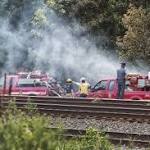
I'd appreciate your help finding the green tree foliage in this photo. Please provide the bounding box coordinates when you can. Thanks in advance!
[45,0,128,35]
[0,0,150,66]
[44,0,129,49]
[117,6,150,64]
[47,0,149,50]
[32,8,48,28]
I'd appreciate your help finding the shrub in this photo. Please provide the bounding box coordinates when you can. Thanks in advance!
[0,103,113,150]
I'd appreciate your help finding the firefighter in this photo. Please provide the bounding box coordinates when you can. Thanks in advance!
[78,77,90,97]
[65,78,74,97]
[117,62,126,99]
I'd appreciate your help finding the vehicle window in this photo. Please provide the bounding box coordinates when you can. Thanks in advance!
[94,80,107,90]
[17,79,45,88]
[138,79,145,88]
[109,80,115,91]
[17,79,35,87]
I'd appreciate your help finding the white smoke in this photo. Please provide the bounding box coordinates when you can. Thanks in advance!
[30,9,120,82]
[0,1,147,83]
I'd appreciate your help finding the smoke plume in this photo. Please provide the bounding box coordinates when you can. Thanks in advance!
[0,1,147,84]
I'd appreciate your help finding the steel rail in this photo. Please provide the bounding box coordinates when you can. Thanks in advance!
[1,101,150,114]
[2,98,150,109]
[1,95,150,122]
[1,103,150,122]
[50,128,150,147]
[1,95,150,104]
[1,95,150,108]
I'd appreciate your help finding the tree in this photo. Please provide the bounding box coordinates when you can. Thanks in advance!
[116,6,150,64]
[32,8,48,28]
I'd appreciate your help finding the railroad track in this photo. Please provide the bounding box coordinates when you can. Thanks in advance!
[1,95,150,147]
[58,128,150,148]
[1,95,150,107]
[0,95,150,122]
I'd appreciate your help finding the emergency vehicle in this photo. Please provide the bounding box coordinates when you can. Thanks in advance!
[0,74,61,96]
[88,73,150,100]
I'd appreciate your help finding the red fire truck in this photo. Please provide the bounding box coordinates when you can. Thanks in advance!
[88,73,150,100]
[0,74,61,96]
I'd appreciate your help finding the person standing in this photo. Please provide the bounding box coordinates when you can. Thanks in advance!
[117,62,126,99]
[78,77,90,97]
[65,78,74,97]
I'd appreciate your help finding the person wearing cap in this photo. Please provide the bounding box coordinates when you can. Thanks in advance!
[117,62,127,99]
[65,78,74,97]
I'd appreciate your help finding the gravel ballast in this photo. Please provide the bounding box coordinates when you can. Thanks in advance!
[49,116,150,149]
[50,116,150,135]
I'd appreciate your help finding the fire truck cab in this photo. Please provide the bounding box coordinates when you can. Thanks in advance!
[88,73,150,100]
[0,75,55,96]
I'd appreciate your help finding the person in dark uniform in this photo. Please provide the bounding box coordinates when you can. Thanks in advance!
[65,79,74,97]
[117,62,126,99]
